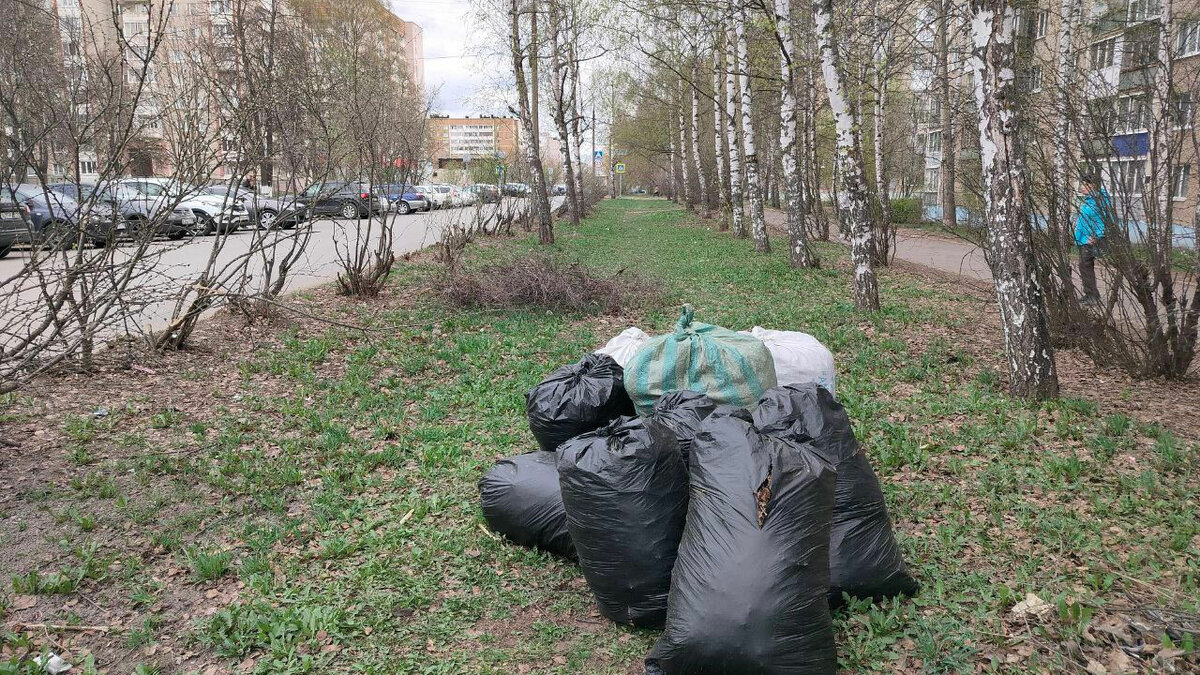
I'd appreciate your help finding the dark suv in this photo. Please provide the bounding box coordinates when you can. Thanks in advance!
[296,180,383,219]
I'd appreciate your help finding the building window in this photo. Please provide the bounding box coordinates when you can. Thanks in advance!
[924,167,941,194]
[1172,164,1190,199]
[211,0,231,13]
[1175,92,1194,128]
[1090,38,1117,69]
[79,159,97,174]
[926,131,942,154]
[1116,95,1149,132]
[1111,159,1146,195]
[1035,10,1048,38]
[1178,21,1200,56]
[1029,65,1043,92]
[1128,0,1155,22]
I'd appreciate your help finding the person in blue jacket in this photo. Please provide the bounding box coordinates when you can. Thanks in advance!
[1075,173,1110,306]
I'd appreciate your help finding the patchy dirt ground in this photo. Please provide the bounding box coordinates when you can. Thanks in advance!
[1,200,1197,674]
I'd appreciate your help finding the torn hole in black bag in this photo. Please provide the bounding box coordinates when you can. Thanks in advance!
[755,467,772,528]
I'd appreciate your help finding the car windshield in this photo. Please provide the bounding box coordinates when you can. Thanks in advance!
[436,186,452,193]
[135,182,165,197]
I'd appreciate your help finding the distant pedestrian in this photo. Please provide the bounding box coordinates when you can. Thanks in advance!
[1075,173,1110,306]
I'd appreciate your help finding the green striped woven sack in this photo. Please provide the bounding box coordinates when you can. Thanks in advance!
[624,305,778,415]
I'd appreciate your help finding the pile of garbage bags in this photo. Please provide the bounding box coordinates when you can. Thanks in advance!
[478,307,916,671]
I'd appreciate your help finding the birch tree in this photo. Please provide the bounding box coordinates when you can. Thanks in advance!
[815,0,879,310]
[969,0,1059,399]
[690,61,710,217]
[678,80,694,209]
[773,0,817,267]
[736,4,770,253]
[548,0,581,226]
[713,45,732,230]
[509,0,554,244]
[725,25,747,238]
[937,0,957,229]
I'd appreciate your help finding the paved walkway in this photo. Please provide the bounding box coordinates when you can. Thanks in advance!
[763,207,993,283]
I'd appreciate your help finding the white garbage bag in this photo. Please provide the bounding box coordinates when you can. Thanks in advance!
[738,327,837,396]
[595,327,650,368]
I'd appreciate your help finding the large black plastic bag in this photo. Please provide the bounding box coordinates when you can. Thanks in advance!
[478,451,574,559]
[646,390,717,467]
[645,407,837,675]
[557,416,688,629]
[753,383,919,603]
[526,353,635,453]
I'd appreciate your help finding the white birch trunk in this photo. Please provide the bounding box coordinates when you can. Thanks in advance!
[872,18,893,264]
[713,45,731,230]
[1151,0,1175,261]
[691,62,710,217]
[725,25,747,238]
[1048,0,1081,297]
[678,83,694,210]
[969,0,1059,398]
[737,5,769,252]
[815,0,878,309]
[775,0,816,267]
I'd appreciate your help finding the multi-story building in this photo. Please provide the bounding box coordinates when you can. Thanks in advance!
[909,0,1200,234]
[427,115,520,169]
[32,0,424,184]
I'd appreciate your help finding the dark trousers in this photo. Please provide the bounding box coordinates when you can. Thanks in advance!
[1079,242,1100,300]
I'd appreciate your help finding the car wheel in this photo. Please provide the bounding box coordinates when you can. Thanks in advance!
[340,201,360,219]
[396,201,411,215]
[259,209,278,229]
[195,211,216,235]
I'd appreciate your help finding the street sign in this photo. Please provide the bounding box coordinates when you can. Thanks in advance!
[614,163,626,174]
[594,150,604,160]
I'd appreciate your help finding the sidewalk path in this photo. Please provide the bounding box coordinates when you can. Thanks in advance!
[763,207,993,283]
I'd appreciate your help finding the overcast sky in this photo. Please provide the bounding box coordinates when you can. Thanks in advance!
[391,0,506,117]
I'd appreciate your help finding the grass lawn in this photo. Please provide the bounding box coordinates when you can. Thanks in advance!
[1,198,1197,674]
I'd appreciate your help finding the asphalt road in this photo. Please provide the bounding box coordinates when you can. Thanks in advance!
[0,197,558,341]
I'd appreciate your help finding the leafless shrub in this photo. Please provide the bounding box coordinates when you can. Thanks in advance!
[442,251,658,314]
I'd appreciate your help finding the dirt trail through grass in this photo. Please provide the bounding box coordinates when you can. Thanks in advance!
[1,198,1197,674]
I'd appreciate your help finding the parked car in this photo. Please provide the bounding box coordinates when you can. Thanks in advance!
[502,182,530,197]
[376,184,429,215]
[471,184,502,204]
[118,178,249,234]
[296,180,384,219]
[1,184,113,250]
[0,196,24,258]
[455,185,477,207]
[200,184,307,229]
[416,184,451,210]
[48,182,195,240]
[552,184,567,196]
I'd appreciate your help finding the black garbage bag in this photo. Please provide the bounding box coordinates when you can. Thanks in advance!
[646,390,717,467]
[478,451,574,559]
[526,353,635,453]
[645,407,837,675]
[753,383,919,603]
[557,416,688,628]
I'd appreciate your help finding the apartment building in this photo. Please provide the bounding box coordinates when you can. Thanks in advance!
[427,116,521,169]
[909,0,1200,234]
[32,0,425,184]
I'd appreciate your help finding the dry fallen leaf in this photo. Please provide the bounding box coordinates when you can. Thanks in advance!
[10,595,37,611]
[1010,593,1053,621]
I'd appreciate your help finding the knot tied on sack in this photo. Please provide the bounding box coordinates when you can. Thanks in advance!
[672,304,696,339]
